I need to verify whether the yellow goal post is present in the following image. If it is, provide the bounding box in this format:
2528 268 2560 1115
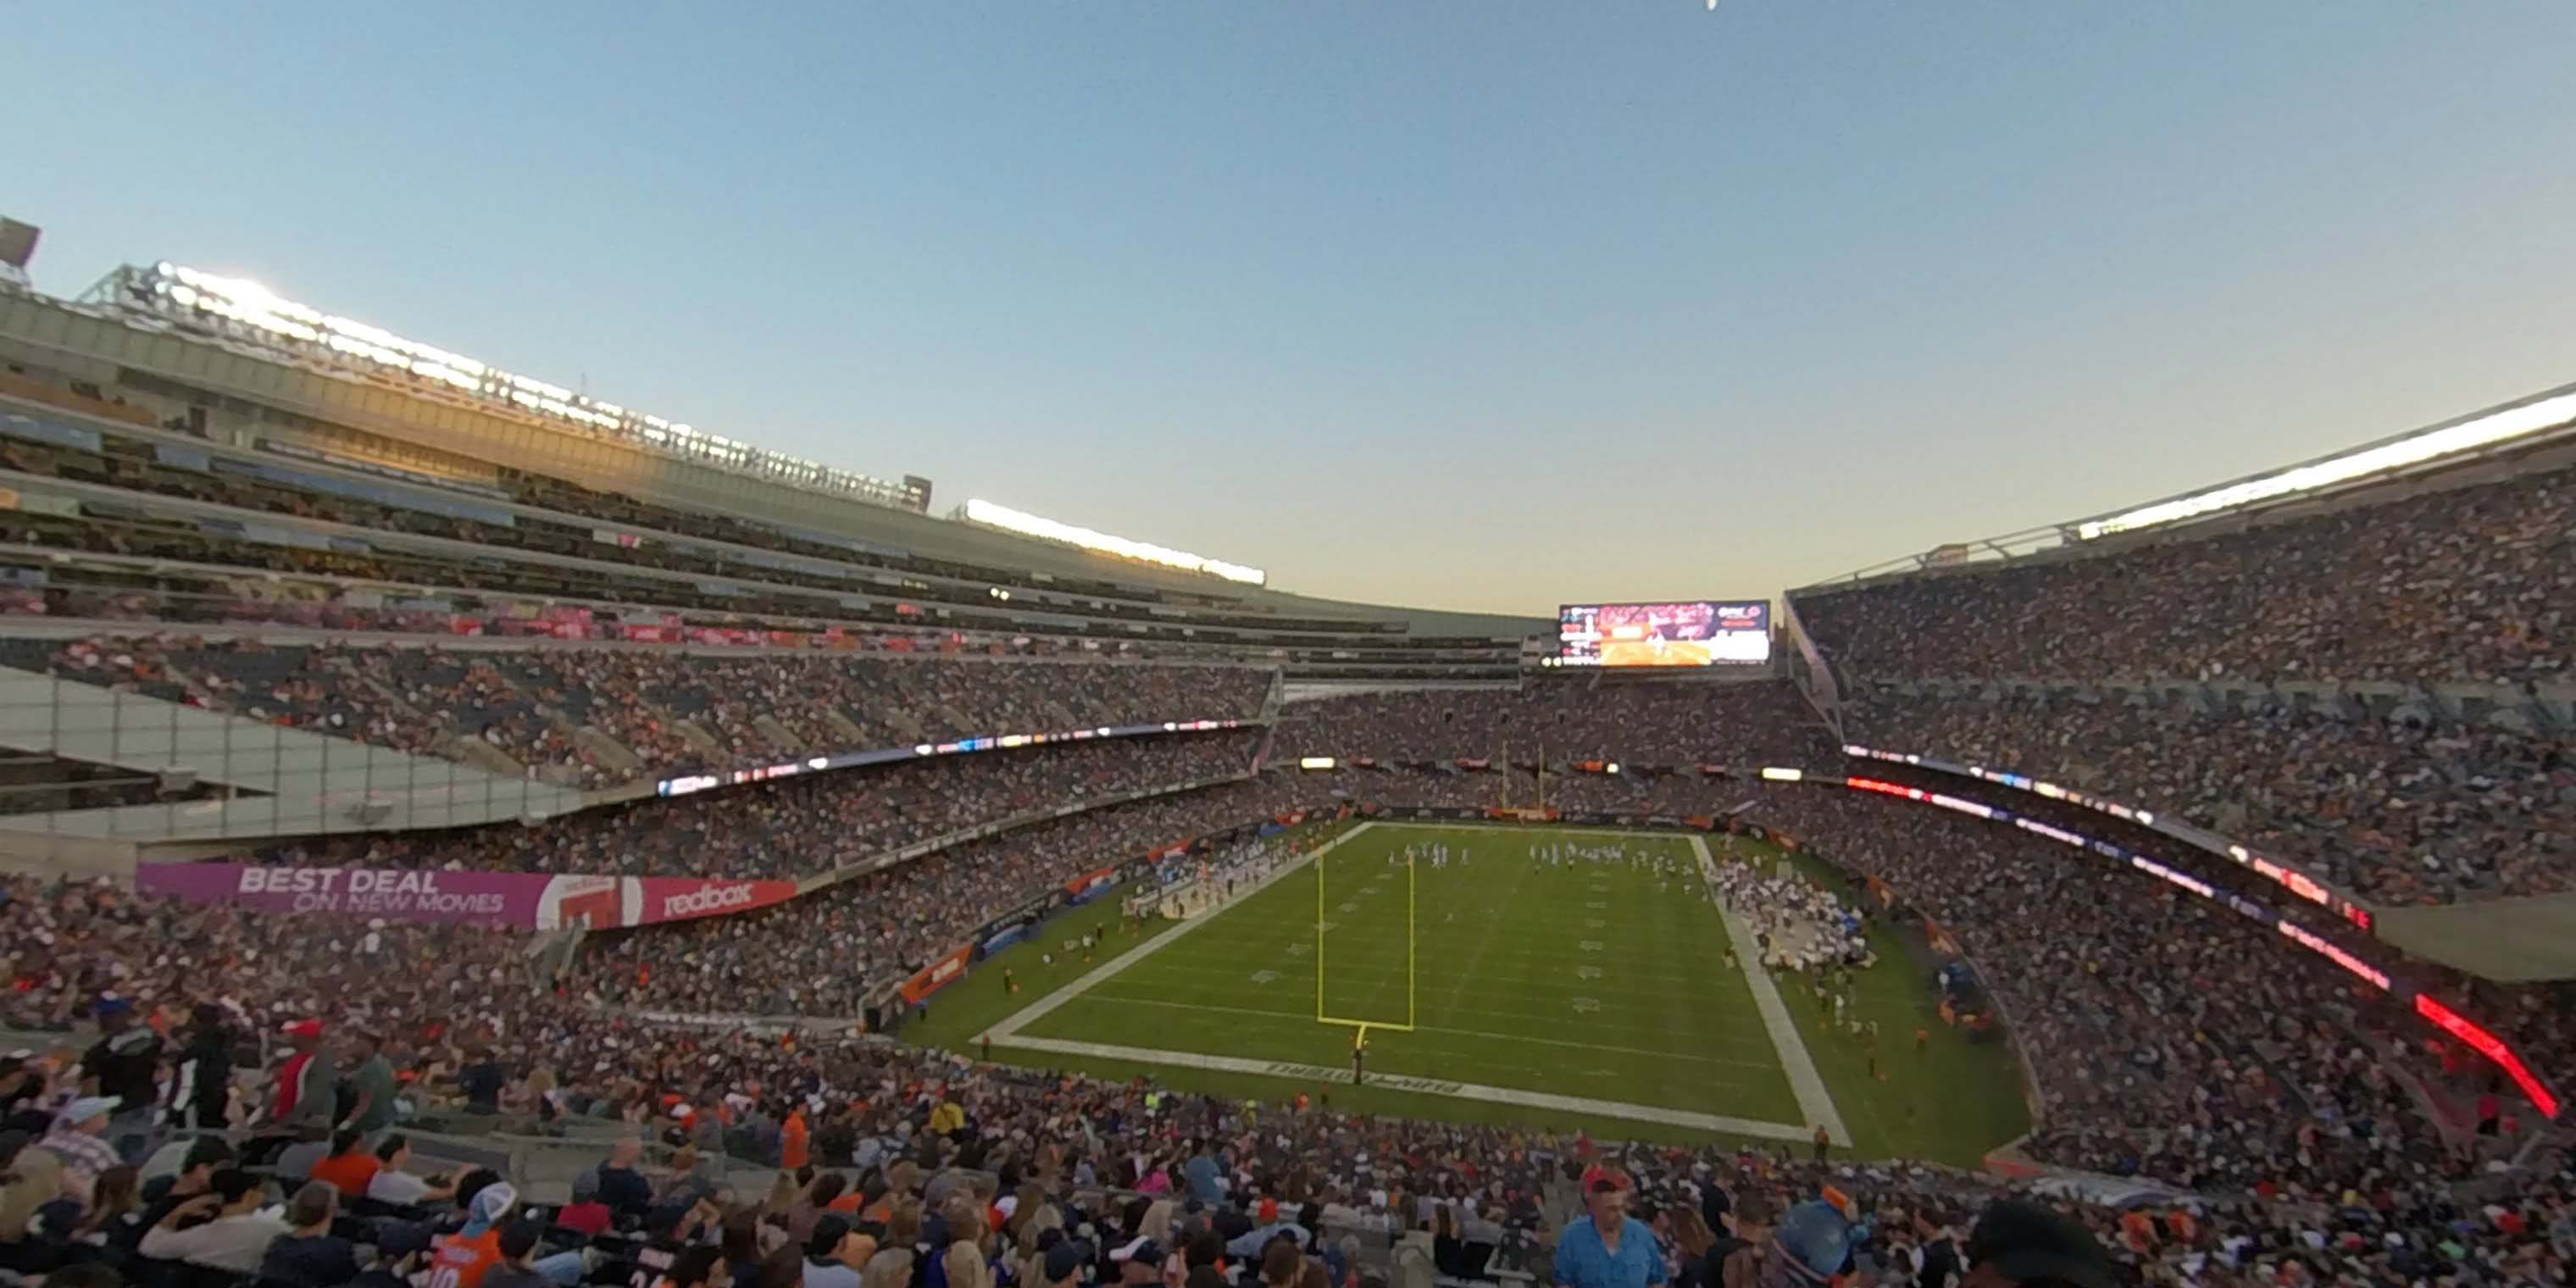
1314 837 1417 1034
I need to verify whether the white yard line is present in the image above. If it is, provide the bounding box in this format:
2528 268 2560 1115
993 1033 1817 1143
1075 971 1783 1056
988 822 1375 1041
1069 991 1784 1072
1434 845 1534 1016
1692 834 1852 1145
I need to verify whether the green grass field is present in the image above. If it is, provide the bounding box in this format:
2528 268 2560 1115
903 820 2029 1165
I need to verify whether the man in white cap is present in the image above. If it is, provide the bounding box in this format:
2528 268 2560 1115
40 1095 125 1205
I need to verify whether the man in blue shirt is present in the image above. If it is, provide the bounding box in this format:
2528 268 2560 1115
1554 1179 1668 1288
1183 1142 1222 1204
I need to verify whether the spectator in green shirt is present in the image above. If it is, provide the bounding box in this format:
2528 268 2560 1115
341 1031 400 1135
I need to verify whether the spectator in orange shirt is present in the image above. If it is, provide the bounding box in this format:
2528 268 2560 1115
782 1106 810 1172
308 1127 381 1200
430 1182 522 1288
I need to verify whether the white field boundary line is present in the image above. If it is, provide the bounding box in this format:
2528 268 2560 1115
991 819 1819 1142
996 1033 1817 1143
988 821 1376 1042
1692 834 1852 1145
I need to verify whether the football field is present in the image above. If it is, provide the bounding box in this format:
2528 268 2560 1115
907 819 2030 1163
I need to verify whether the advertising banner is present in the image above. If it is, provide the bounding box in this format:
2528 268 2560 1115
132 863 797 931
1063 864 1119 901
898 944 974 1005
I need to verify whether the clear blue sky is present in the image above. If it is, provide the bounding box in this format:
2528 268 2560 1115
13 2 2575 614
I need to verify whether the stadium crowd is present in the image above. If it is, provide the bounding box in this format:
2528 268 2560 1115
3 633 1267 789
569 776 1329 1016
1280 684 1834 767
3 800 2569 1286
1307 765 1746 819
1788 463 2574 686
1733 786 2507 1185
1842 689 2576 905
257 732 1261 879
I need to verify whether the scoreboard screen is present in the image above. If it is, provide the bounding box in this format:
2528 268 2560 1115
1557 601 1771 668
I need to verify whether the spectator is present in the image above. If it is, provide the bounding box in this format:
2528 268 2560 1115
427 1182 523 1288
136 1168 284 1273
36 1098 122 1208
342 1028 402 1134
259 1180 362 1288
167 1002 237 1131
269 1019 336 1133
671 1246 734 1288
597 1137 655 1214
803 1215 874 1288
77 997 159 1163
352 1215 438 1288
366 1135 453 1208
554 1170 613 1237
1554 1180 1666 1288
308 1127 380 1200
480 1219 557 1288
1959 1200 2115 1288
136 1137 234 1222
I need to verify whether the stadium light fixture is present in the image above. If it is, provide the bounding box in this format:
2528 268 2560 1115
961 498 1266 585
125 262 923 510
2077 389 2576 541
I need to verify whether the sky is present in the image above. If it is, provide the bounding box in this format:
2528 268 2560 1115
11 2 2576 616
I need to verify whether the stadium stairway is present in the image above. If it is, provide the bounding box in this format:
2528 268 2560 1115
752 713 807 751
342 666 532 779
873 702 928 742
0 663 587 869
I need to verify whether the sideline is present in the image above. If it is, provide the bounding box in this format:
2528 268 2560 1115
992 1032 1818 1142
1694 834 1852 1144
986 822 1376 1041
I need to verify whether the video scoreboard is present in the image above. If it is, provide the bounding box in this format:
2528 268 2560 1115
1556 601 1771 668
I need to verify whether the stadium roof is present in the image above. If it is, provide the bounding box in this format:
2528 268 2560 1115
1802 380 2576 589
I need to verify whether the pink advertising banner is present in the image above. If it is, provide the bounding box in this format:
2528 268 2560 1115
131 864 799 931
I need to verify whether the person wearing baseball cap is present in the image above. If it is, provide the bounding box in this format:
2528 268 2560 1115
1760 1200 1860 1286
1041 1237 1092 1288
427 1181 523 1288
1111 1237 1167 1287
271 1019 336 1135
37 1096 125 1206
80 994 163 1163
1961 1200 2117 1288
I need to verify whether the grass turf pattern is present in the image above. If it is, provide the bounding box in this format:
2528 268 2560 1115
903 820 2030 1164
1030 824 1803 1121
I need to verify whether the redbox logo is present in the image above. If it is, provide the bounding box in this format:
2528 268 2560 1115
662 884 759 918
